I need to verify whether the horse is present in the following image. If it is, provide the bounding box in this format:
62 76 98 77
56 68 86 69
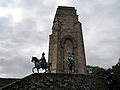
31 56 51 73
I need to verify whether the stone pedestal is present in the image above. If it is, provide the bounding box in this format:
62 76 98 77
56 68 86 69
1 73 109 90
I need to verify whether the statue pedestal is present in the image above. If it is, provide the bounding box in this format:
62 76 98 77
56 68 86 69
1 73 108 90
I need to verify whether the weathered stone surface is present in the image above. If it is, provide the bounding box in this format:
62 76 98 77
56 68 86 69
48 6 87 74
0 73 109 90
0 78 19 88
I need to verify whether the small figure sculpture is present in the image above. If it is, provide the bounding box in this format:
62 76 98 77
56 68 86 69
67 53 75 73
31 52 51 73
40 52 47 69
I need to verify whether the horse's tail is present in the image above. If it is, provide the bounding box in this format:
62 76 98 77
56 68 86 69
49 62 52 67
47 62 52 73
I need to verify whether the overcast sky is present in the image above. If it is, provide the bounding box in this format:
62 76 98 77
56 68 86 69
0 0 120 78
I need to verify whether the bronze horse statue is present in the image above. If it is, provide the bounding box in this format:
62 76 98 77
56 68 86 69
31 56 51 73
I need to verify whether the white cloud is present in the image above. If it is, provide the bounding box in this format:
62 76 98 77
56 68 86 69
0 7 23 22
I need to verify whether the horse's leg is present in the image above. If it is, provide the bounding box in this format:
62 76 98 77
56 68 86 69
71 66 73 72
44 69 47 73
32 67 35 73
48 68 51 73
37 68 39 73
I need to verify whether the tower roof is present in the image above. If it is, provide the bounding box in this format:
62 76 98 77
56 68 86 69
56 6 77 15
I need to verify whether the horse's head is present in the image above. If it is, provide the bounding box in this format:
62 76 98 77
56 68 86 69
31 56 38 62
31 57 34 62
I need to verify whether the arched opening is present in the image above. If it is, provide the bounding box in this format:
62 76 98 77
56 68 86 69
63 38 74 72
60 35 77 73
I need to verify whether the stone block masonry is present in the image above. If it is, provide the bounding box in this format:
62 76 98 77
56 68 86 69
49 6 87 74
0 73 109 90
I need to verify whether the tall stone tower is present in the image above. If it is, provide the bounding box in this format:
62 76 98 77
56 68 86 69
48 6 87 74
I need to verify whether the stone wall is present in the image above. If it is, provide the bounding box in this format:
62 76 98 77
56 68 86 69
0 73 109 90
0 78 19 88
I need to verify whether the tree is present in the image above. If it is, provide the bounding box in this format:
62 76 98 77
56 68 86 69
109 59 120 90
87 58 120 90
87 65 106 77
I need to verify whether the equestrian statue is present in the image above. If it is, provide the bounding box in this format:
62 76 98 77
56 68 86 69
31 52 51 73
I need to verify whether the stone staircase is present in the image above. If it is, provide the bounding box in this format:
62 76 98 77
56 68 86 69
0 73 109 90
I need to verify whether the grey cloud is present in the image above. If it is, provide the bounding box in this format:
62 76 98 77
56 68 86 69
0 57 32 78
0 16 13 39
0 0 57 78
0 0 120 78
65 0 120 67
0 0 18 8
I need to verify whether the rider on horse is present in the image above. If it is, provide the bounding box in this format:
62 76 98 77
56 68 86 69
31 52 51 73
40 52 47 69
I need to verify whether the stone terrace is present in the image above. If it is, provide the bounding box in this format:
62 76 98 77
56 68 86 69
0 73 108 90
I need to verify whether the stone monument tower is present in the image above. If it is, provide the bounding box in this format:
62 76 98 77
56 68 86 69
48 6 87 74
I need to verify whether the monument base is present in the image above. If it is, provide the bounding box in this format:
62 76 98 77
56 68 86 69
1 73 108 90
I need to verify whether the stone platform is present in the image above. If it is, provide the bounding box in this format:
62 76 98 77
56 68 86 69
0 73 108 90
